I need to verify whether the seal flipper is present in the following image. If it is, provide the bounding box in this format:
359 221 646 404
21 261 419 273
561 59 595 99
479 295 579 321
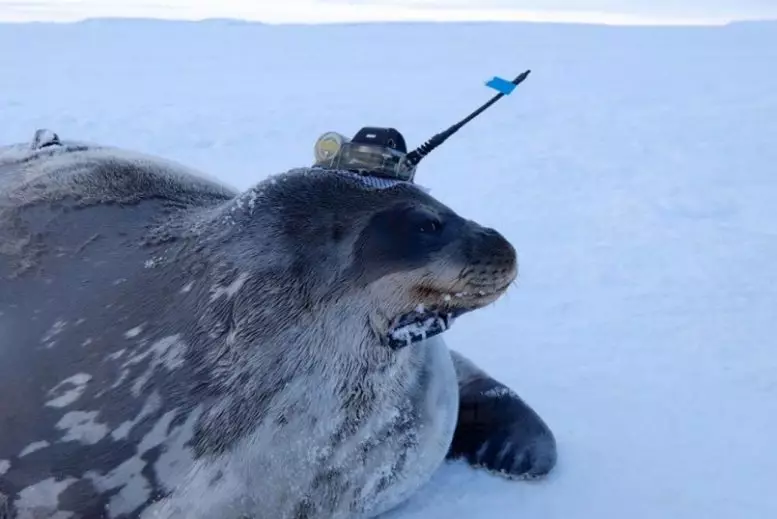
446 350 557 480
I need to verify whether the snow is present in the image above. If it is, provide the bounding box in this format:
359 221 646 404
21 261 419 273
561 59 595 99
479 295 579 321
2 17 777 519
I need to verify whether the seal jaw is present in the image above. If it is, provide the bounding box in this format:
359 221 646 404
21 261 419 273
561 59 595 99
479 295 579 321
384 306 460 350
382 277 515 350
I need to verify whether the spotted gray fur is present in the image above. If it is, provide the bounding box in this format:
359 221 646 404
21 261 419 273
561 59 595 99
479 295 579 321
0 130 555 519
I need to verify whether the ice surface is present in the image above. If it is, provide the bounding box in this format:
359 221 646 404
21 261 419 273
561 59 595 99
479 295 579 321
1 17 776 519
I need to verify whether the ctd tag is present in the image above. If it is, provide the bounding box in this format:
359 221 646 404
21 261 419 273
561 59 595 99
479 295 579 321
485 76 518 95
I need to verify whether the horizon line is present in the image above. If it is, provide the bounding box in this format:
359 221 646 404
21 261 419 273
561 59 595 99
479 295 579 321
2 4 776 28
4 15 777 28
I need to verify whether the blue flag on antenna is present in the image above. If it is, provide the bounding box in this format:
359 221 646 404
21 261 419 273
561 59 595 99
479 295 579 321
485 76 517 95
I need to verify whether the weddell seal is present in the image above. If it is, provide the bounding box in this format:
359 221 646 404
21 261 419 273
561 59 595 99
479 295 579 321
0 129 556 519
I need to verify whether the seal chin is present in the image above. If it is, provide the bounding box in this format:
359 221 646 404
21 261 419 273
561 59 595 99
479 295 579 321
383 280 514 350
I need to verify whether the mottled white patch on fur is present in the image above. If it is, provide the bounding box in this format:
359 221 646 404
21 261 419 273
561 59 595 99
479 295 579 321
111 369 130 389
150 336 186 370
112 392 162 440
137 409 178 454
124 335 184 369
124 325 144 339
136 410 205 518
106 349 126 361
209 272 249 302
55 410 109 445
45 373 92 408
42 319 67 348
77 408 193 518
44 319 67 338
86 456 151 518
0 459 9 474
122 334 187 396
20 440 50 457
151 407 201 489
13 477 77 519
131 370 153 397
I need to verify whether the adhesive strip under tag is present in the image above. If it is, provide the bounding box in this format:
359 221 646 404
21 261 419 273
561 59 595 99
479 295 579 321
328 168 431 193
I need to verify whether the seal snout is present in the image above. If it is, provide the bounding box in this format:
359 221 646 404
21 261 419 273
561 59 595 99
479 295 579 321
381 222 518 349
452 225 518 307
465 226 518 279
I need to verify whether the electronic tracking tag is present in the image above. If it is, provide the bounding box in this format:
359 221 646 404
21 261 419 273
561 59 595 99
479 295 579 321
311 68 531 182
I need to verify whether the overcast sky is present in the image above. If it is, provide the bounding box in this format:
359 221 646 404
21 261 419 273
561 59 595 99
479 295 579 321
1 0 776 24
324 0 777 18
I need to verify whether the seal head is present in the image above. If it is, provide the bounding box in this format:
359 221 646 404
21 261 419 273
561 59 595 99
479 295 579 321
223 168 517 351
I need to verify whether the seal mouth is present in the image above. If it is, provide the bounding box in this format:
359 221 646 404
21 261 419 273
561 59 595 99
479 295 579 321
384 281 513 350
385 305 462 350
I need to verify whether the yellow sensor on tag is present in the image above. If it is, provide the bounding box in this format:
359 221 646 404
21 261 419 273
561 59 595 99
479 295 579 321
314 131 347 164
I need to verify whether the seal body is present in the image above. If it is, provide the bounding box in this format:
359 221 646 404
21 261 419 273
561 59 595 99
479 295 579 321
0 132 523 518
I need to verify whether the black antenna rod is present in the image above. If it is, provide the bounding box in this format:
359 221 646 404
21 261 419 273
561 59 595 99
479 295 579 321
405 69 531 167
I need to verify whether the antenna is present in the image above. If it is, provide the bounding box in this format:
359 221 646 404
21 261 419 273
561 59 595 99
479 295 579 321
404 69 531 167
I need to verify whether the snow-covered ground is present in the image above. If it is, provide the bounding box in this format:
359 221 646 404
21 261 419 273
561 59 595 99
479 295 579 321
2 17 776 519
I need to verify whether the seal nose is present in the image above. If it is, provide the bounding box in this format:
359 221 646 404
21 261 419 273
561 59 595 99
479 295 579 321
465 225 518 281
